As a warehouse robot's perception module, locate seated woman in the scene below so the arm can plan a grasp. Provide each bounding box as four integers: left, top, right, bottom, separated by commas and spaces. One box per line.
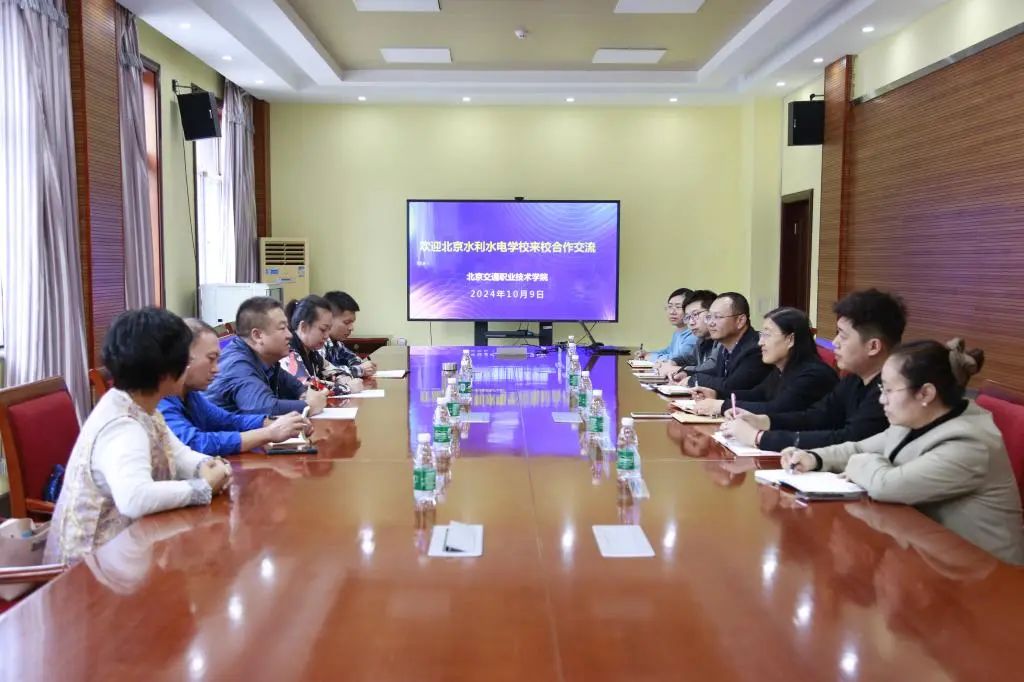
159, 319, 308, 455
637, 287, 696, 363
44, 308, 232, 565
280, 295, 364, 395
693, 306, 838, 417
782, 339, 1024, 565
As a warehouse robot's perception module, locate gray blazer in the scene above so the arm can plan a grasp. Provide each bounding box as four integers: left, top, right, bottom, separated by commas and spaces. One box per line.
814, 401, 1024, 565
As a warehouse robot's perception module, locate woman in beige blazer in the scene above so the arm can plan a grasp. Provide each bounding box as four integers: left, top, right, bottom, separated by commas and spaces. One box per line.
782, 339, 1024, 565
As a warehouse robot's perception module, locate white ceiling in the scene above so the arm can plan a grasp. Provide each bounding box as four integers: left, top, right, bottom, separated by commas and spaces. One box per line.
120, 0, 950, 105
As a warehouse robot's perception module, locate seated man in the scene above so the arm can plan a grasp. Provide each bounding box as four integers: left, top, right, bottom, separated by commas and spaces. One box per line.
638, 288, 695, 363
323, 290, 376, 378
656, 289, 718, 377
160, 319, 308, 455
206, 296, 328, 416
722, 288, 906, 451
673, 292, 771, 394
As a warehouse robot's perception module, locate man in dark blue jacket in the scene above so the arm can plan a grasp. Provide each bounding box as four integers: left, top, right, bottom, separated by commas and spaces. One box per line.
206, 297, 328, 416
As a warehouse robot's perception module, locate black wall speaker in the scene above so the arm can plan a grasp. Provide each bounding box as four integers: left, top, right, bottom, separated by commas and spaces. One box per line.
177, 91, 221, 141
788, 100, 825, 146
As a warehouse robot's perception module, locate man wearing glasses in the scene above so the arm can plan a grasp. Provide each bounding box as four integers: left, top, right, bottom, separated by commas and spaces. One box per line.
657, 290, 718, 377
638, 287, 697, 363
721, 289, 906, 451
672, 292, 771, 393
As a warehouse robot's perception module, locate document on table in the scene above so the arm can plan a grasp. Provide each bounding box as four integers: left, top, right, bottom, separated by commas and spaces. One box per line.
345, 389, 386, 398
311, 407, 358, 420
373, 369, 408, 379
552, 412, 582, 424
712, 431, 777, 456
428, 522, 484, 557
671, 411, 725, 425
632, 371, 662, 379
628, 359, 654, 369
755, 470, 866, 500
656, 384, 693, 397
592, 525, 655, 558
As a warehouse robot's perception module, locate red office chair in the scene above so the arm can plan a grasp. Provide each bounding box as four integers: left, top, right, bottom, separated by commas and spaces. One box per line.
815, 337, 837, 369
976, 380, 1024, 504
88, 366, 113, 405
0, 377, 80, 519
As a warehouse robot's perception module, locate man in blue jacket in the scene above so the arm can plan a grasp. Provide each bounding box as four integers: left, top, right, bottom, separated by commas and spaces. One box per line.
206, 297, 329, 416
160, 319, 308, 455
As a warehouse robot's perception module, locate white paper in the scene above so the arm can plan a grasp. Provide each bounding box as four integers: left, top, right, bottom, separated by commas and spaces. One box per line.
552, 412, 582, 424
671, 399, 697, 412
345, 389, 386, 398
656, 385, 693, 397
712, 431, 777, 457
373, 369, 408, 379
460, 412, 490, 424
755, 470, 865, 497
311, 407, 358, 420
428, 524, 484, 557
268, 435, 306, 446
628, 359, 654, 369
592, 525, 655, 558
632, 371, 662, 378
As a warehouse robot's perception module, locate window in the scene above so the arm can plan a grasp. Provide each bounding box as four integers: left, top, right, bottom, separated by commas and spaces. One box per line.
196, 126, 234, 285
141, 58, 164, 305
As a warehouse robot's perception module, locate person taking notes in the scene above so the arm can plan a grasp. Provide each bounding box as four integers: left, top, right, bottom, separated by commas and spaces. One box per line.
638, 288, 696, 363
323, 290, 376, 378
656, 289, 718, 377
206, 297, 329, 416
159, 319, 308, 455
781, 339, 1024, 565
280, 295, 363, 394
721, 289, 905, 451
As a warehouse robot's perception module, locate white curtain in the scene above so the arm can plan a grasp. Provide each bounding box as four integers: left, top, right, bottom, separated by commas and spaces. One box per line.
116, 4, 154, 309
222, 81, 258, 283
0, 0, 90, 420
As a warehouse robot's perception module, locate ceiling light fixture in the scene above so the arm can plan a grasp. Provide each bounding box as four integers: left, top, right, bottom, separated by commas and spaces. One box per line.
358, 96, 367, 101
669, 97, 678, 103
813, 57, 824, 64
862, 25, 875, 33
221, 55, 233, 61
776, 81, 787, 87
179, 23, 191, 29
462, 96, 471, 102
566, 97, 575, 103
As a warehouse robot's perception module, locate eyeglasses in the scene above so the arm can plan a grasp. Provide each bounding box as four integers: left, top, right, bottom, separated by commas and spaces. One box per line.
877, 383, 914, 397
664, 304, 684, 311
758, 330, 785, 340
683, 310, 707, 322
704, 313, 741, 323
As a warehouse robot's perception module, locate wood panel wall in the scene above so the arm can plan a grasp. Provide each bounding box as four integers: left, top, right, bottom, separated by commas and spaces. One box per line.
815, 56, 854, 339
842, 33, 1024, 389
253, 98, 271, 239
68, 0, 125, 367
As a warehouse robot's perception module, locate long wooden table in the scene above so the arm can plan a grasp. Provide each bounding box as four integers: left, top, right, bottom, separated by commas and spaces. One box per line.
2, 346, 1023, 681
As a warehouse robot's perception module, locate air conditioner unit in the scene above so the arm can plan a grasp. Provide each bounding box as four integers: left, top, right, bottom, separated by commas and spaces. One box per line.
260, 238, 310, 303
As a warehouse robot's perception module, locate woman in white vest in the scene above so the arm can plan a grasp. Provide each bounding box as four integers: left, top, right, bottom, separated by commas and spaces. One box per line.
782, 339, 1024, 565
44, 308, 231, 564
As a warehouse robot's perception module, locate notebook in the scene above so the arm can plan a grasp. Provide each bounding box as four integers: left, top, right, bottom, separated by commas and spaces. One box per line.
374, 369, 408, 379
632, 370, 662, 379
671, 411, 725, 425
656, 384, 693, 397
711, 431, 777, 457
754, 470, 866, 500
628, 359, 654, 369
592, 525, 655, 558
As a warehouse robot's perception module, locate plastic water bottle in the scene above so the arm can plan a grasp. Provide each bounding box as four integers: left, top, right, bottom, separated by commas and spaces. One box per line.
567, 353, 582, 391
444, 378, 461, 421
458, 350, 474, 407
587, 388, 606, 443
432, 396, 453, 470
413, 433, 437, 507
616, 417, 641, 480
577, 370, 592, 417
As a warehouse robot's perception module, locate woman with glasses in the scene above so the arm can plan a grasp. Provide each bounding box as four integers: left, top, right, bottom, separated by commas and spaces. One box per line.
636, 287, 696, 363
694, 307, 837, 416
281, 295, 364, 395
782, 339, 1024, 564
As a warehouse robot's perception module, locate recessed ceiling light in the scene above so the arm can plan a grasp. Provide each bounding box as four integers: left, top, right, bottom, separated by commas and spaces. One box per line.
592, 48, 666, 65
222, 55, 233, 61
614, 0, 704, 14
179, 23, 191, 29
776, 81, 787, 87
255, 80, 264, 85
380, 47, 451, 64
353, 0, 440, 11
461, 96, 471, 102
358, 95, 367, 101
566, 97, 575, 103
862, 25, 875, 33
669, 97, 678, 103
813, 57, 824, 64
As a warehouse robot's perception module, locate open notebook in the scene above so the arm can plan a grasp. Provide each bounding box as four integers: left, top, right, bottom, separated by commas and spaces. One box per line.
711, 431, 777, 456
755, 470, 866, 500
628, 359, 654, 369
656, 384, 693, 397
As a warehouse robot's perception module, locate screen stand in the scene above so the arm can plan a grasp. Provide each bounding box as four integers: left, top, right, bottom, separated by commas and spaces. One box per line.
474, 321, 553, 347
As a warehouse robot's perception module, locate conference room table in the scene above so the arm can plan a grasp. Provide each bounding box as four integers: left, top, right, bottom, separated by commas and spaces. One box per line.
2, 345, 1024, 681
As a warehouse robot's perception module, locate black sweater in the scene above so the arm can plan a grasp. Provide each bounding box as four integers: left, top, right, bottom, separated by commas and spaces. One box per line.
688, 327, 772, 394
733, 357, 839, 415
758, 373, 888, 452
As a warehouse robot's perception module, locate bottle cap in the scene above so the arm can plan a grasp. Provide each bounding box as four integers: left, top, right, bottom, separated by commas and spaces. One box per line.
622, 417, 634, 427
571, 354, 579, 361
447, 377, 456, 384
581, 370, 590, 376
592, 389, 603, 397
462, 349, 470, 355
442, 362, 457, 371
436, 397, 446, 405
418, 433, 430, 443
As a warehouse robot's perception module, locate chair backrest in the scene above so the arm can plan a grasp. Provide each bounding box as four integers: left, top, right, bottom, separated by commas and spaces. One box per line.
88, 367, 113, 404
815, 337, 837, 369
218, 334, 237, 350
977, 380, 1024, 503
0, 378, 81, 518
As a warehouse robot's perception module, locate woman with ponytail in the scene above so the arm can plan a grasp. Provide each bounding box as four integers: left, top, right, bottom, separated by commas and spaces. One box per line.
782, 338, 1024, 564
280, 296, 364, 395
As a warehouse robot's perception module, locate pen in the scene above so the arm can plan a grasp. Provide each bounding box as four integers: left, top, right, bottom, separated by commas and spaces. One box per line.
301, 406, 311, 444
731, 392, 736, 416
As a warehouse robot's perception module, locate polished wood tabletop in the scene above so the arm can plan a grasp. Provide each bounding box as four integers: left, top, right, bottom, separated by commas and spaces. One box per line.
2, 346, 1023, 681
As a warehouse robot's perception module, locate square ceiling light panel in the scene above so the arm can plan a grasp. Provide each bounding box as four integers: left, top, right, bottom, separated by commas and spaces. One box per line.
592, 49, 667, 64
380, 48, 452, 64
614, 0, 705, 13
353, 0, 440, 11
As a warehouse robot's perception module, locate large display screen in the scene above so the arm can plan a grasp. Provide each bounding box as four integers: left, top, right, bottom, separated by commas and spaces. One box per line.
407, 200, 620, 321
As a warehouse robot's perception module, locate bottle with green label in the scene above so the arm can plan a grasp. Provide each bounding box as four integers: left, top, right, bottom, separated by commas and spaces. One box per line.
413, 433, 437, 506
616, 417, 641, 480
458, 350, 474, 406
567, 353, 582, 390
444, 378, 461, 419
587, 388, 606, 444
577, 370, 592, 416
